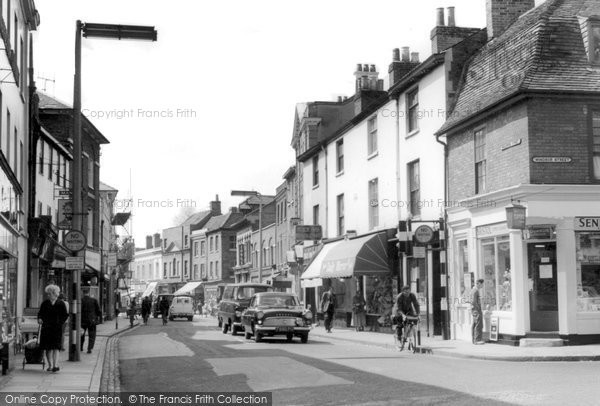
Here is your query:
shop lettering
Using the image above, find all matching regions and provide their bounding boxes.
[575,217,600,231]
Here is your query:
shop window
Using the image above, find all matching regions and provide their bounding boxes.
[480,236,511,311]
[456,240,471,304]
[576,232,600,311]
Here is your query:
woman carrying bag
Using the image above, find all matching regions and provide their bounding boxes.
[37,285,68,372]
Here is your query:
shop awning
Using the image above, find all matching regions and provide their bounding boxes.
[300,241,342,288]
[141,282,158,298]
[301,233,389,284]
[321,233,389,278]
[173,281,203,296]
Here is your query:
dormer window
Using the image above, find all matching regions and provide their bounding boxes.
[590,19,600,65]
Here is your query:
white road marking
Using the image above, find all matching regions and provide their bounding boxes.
[206,356,353,391]
[120,332,194,359]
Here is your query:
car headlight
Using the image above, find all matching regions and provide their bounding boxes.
[303,311,313,320]
[296,317,304,325]
[256,311,264,320]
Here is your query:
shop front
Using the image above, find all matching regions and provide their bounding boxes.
[300,230,397,330]
[448,185,600,345]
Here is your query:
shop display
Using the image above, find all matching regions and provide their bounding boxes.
[576,232,600,312]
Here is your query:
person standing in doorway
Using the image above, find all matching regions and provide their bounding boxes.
[81,289,101,354]
[320,286,336,333]
[471,279,485,345]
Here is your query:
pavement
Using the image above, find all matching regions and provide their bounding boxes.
[0,315,139,393]
[309,323,600,362]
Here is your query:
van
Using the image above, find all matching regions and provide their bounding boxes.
[169,295,195,321]
[217,283,273,335]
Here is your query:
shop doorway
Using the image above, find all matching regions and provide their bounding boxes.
[527,242,558,331]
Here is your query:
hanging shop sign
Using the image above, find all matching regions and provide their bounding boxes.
[57,199,73,230]
[506,204,526,230]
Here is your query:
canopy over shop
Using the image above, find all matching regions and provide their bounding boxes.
[301,231,396,325]
[173,281,204,302]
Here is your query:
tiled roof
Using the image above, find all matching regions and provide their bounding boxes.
[99,181,118,192]
[38,92,72,110]
[181,210,212,226]
[205,212,245,232]
[439,0,600,134]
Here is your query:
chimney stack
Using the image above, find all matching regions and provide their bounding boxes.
[229,207,239,213]
[153,233,161,248]
[436,7,445,26]
[388,47,420,86]
[145,235,153,249]
[210,194,222,215]
[447,7,455,27]
[486,0,535,39]
[354,63,379,92]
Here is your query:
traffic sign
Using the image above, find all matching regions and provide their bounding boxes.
[413,246,426,258]
[65,256,85,270]
[413,225,434,244]
[64,230,87,252]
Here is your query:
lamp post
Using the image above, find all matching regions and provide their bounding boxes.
[231,190,262,283]
[70,21,157,361]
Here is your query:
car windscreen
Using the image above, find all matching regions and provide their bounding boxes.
[236,286,271,300]
[256,295,299,307]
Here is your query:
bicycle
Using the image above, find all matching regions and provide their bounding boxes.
[397,315,419,353]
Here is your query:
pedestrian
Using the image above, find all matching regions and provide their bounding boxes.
[81,289,101,354]
[320,286,336,333]
[37,284,68,372]
[128,298,137,328]
[141,296,152,324]
[471,279,485,345]
[159,296,170,326]
[352,289,366,332]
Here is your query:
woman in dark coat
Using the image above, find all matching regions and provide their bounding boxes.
[159,296,170,326]
[352,289,367,332]
[37,284,68,372]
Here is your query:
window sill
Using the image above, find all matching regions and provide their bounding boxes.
[406,129,420,138]
[335,170,344,177]
[367,151,378,160]
[312,184,319,190]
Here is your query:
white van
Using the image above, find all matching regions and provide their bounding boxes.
[169,295,195,321]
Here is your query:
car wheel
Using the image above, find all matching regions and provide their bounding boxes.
[254,332,262,343]
[231,324,238,336]
[168,316,174,321]
[222,320,229,334]
[286,333,293,342]
[301,333,308,344]
[218,317,222,328]
[187,316,193,321]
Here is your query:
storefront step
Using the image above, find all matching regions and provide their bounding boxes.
[519,338,564,347]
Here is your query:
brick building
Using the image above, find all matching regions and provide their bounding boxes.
[439,0,600,344]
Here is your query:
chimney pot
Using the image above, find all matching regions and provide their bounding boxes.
[153,233,160,248]
[363,64,369,72]
[401,47,410,62]
[337,96,343,102]
[392,48,400,62]
[436,7,445,26]
[369,64,376,72]
[361,75,369,90]
[145,235,153,249]
[410,52,420,63]
[447,7,456,27]
[356,63,362,71]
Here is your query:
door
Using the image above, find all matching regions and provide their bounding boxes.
[528,242,558,331]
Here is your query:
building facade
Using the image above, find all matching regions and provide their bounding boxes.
[440,0,600,344]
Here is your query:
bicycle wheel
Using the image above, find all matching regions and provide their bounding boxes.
[411,324,418,353]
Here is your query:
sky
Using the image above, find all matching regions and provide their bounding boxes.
[33,0,544,245]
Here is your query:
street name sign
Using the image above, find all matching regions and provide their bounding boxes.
[65,256,84,270]
[64,230,87,252]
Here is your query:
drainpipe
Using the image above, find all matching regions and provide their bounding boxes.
[436,132,450,340]
[394,95,404,291]
[321,144,328,238]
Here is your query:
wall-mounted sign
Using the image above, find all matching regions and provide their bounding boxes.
[532,157,572,163]
[500,138,522,151]
[65,256,84,270]
[575,217,600,231]
[108,252,117,267]
[295,225,322,241]
[413,225,434,244]
[524,225,556,240]
[57,199,73,230]
[476,222,508,238]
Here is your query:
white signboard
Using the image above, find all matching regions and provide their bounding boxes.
[65,256,84,270]
[574,217,600,231]
[413,246,426,258]
[108,252,117,267]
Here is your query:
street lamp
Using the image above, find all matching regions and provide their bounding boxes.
[70,20,157,362]
[231,190,263,283]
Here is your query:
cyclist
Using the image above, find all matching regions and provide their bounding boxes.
[394,285,420,349]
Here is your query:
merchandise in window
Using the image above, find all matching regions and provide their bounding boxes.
[576,232,600,311]
[480,236,511,311]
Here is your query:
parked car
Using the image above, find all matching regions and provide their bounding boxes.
[153,294,174,318]
[169,295,195,321]
[218,283,273,335]
[242,292,312,343]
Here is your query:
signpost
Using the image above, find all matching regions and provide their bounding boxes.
[66,256,85,270]
[295,225,322,241]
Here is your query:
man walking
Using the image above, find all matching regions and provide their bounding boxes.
[81,289,102,354]
[471,279,485,345]
[320,286,336,333]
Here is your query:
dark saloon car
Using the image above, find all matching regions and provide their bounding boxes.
[242,292,312,343]
[218,283,273,335]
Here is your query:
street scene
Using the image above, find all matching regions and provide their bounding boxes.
[0,0,600,405]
